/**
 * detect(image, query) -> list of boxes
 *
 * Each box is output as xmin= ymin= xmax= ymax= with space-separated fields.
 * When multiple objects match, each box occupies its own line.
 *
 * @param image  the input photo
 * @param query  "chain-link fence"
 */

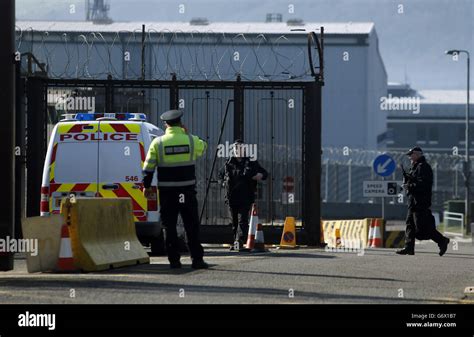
xmin=322 ymin=147 xmax=467 ymax=212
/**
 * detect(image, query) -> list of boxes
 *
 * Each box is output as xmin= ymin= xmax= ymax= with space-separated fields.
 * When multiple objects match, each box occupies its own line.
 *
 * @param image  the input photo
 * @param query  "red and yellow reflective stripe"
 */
xmin=99 ymin=123 xmax=140 ymax=134
xmin=139 ymin=142 xmax=145 ymax=166
xmin=57 ymin=123 xmax=99 ymax=134
xmin=49 ymin=143 xmax=58 ymax=183
xmin=48 ymin=183 xmax=98 ymax=213
xmin=98 ymin=183 xmax=147 ymax=222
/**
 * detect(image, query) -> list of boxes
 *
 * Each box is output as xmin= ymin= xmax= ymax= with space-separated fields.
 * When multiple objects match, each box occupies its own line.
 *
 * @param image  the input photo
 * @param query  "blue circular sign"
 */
xmin=373 ymin=154 xmax=396 ymax=177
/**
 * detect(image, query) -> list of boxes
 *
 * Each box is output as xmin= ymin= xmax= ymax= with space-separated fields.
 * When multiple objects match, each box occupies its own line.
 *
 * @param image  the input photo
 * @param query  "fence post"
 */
xmin=0 ymin=0 xmax=15 ymax=271
xmin=26 ymin=76 xmax=47 ymax=217
xmin=303 ymin=81 xmax=322 ymax=245
xmin=455 ymin=165 xmax=459 ymax=198
xmin=347 ymin=159 xmax=352 ymax=203
xmin=105 ymin=74 xmax=114 ymax=114
xmin=233 ymin=74 xmax=243 ymax=141
xmin=324 ymin=159 xmax=329 ymax=202
xmin=170 ymin=73 xmax=178 ymax=110
xmin=15 ymin=58 xmax=26 ymax=239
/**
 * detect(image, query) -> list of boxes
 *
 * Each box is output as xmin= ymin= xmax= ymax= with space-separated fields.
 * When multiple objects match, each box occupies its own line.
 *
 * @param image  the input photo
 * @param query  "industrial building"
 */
xmin=16 ymin=20 xmax=387 ymax=150
xmin=385 ymin=83 xmax=474 ymax=155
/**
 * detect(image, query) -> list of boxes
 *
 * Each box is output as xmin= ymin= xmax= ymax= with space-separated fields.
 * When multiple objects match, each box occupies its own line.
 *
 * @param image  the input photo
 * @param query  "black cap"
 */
xmin=160 ymin=109 xmax=183 ymax=122
xmin=406 ymin=146 xmax=423 ymax=156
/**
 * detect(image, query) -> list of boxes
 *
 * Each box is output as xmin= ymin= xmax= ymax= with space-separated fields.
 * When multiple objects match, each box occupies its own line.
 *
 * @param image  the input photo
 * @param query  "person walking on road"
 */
xmin=142 ymin=109 xmax=209 ymax=269
xmin=396 ymin=146 xmax=450 ymax=256
xmin=218 ymin=140 xmax=268 ymax=250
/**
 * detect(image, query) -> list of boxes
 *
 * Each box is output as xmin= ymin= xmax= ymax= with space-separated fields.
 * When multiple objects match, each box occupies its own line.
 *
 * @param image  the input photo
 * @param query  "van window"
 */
xmin=54 ymin=142 xmax=98 ymax=183
xmin=99 ymin=142 xmax=142 ymax=183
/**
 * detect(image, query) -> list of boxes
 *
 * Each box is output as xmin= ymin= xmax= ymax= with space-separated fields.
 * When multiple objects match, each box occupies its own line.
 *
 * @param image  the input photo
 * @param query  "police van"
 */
xmin=40 ymin=113 xmax=165 ymax=254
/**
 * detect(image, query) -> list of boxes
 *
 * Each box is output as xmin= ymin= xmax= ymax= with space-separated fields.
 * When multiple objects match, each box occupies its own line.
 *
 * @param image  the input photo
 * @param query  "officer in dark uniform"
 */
xmin=218 ymin=140 xmax=268 ymax=250
xmin=143 ymin=109 xmax=209 ymax=269
xmin=396 ymin=146 xmax=450 ymax=256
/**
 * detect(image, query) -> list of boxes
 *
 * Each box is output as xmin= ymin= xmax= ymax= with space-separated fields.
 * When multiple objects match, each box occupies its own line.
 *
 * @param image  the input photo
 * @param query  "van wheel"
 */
xmin=150 ymin=230 xmax=166 ymax=256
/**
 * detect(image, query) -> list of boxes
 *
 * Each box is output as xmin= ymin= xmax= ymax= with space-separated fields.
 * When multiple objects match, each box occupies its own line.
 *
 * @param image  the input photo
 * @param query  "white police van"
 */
xmin=40 ymin=112 xmax=165 ymax=254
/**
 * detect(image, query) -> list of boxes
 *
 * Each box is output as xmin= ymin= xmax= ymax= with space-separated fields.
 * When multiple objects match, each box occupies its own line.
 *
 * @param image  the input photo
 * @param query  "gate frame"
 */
xmin=25 ymin=76 xmax=323 ymax=245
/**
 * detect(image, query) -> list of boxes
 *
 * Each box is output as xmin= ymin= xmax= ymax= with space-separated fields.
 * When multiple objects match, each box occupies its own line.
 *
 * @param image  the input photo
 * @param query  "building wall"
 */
xmin=367 ymin=29 xmax=388 ymax=149
xmin=322 ymin=42 xmax=369 ymax=149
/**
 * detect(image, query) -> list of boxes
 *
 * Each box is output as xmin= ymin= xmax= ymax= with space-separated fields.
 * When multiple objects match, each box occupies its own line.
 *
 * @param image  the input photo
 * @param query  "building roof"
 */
xmin=387 ymin=90 xmax=474 ymax=119
xmin=417 ymin=90 xmax=474 ymax=105
xmin=16 ymin=20 xmax=374 ymax=35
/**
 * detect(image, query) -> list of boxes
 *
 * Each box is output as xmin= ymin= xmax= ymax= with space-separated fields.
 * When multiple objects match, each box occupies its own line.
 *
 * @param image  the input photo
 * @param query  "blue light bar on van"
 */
xmin=74 ymin=113 xmax=147 ymax=121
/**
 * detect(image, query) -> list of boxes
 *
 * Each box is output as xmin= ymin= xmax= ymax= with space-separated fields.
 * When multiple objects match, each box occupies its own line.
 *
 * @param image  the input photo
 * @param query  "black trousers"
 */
xmin=405 ymin=208 xmax=447 ymax=251
xmin=159 ymin=188 xmax=204 ymax=264
xmin=230 ymin=203 xmax=251 ymax=243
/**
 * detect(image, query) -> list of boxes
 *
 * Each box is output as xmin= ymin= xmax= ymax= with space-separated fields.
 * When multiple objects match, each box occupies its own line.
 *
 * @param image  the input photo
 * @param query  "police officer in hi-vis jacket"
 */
xmin=143 ymin=109 xmax=208 ymax=269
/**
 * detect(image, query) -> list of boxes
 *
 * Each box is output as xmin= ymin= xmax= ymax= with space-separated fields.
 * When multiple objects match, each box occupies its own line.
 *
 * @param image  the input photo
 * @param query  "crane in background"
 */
xmin=86 ymin=0 xmax=112 ymax=24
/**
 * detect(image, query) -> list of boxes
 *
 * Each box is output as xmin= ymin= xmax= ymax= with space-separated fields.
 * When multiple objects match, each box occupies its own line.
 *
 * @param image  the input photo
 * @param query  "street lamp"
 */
xmin=446 ymin=49 xmax=471 ymax=235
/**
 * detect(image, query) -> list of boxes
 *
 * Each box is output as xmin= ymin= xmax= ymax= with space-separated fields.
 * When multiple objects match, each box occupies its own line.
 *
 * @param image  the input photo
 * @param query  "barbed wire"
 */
xmin=322 ymin=147 xmax=464 ymax=171
xmin=15 ymin=27 xmax=318 ymax=81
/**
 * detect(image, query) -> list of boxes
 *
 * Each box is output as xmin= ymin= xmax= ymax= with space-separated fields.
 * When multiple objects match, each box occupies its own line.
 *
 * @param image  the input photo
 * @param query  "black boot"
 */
xmin=191 ymin=260 xmax=209 ymax=269
xmin=170 ymin=261 xmax=182 ymax=269
xmin=396 ymin=248 xmax=415 ymax=255
xmin=439 ymin=237 xmax=450 ymax=256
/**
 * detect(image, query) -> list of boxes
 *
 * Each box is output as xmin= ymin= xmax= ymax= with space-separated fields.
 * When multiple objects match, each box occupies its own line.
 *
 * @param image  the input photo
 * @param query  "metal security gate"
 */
xmin=22 ymin=76 xmax=322 ymax=244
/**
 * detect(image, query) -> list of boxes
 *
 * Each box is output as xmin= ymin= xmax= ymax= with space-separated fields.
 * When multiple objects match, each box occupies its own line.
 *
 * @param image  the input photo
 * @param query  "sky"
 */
xmin=16 ymin=0 xmax=473 ymax=90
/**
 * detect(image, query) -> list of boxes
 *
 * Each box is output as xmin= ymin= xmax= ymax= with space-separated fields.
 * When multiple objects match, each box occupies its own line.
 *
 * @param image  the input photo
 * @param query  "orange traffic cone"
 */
xmin=367 ymin=219 xmax=375 ymax=248
xmin=251 ymin=223 xmax=267 ymax=253
xmin=278 ymin=217 xmax=299 ymax=249
xmin=320 ymin=219 xmax=326 ymax=247
xmin=55 ymin=222 xmax=77 ymax=272
xmin=335 ymin=228 xmax=342 ymax=247
xmin=244 ymin=204 xmax=258 ymax=250
xmin=370 ymin=219 xmax=383 ymax=248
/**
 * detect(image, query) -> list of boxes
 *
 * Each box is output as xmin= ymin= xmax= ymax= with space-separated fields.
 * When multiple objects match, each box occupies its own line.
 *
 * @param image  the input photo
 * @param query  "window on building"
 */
xmin=416 ymin=125 xmax=426 ymax=144
xmin=428 ymin=126 xmax=439 ymax=145
xmin=459 ymin=126 xmax=466 ymax=144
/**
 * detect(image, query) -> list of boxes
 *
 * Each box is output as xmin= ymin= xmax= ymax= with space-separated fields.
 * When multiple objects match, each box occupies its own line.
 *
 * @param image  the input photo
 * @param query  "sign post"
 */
xmin=371 ymin=154 xmax=397 ymax=220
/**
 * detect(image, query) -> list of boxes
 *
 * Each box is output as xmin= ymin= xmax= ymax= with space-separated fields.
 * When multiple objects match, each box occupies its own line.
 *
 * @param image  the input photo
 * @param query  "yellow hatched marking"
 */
xmin=81 ymin=125 xmax=99 ymax=133
xmin=57 ymin=123 xmax=74 ymax=134
xmin=99 ymin=122 xmax=141 ymax=134
xmin=49 ymin=162 xmax=56 ymax=182
xmin=57 ymin=123 xmax=99 ymax=134
xmin=122 ymin=183 xmax=147 ymax=211
xmin=125 ymin=123 xmax=140 ymax=133
xmin=84 ymin=183 xmax=97 ymax=192
xmin=56 ymin=183 xmax=75 ymax=192
xmin=99 ymin=189 xmax=117 ymax=199
xmin=99 ymin=123 xmax=116 ymax=133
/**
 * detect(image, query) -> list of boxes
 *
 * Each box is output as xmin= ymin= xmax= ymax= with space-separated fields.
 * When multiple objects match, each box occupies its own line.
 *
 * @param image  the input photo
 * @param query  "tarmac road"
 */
xmin=0 ymin=239 xmax=472 ymax=304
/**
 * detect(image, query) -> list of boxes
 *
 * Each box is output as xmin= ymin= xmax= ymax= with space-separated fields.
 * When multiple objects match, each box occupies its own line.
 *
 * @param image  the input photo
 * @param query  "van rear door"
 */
xmin=97 ymin=121 xmax=148 ymax=222
xmin=49 ymin=123 xmax=99 ymax=213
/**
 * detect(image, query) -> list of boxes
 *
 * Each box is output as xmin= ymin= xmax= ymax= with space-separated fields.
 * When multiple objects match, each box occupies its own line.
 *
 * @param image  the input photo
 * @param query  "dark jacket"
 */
xmin=406 ymin=156 xmax=433 ymax=210
xmin=218 ymin=157 xmax=268 ymax=207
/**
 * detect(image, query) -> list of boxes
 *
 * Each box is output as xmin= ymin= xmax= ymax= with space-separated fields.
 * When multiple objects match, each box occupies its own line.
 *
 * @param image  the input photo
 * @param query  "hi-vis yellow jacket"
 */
xmin=143 ymin=126 xmax=207 ymax=188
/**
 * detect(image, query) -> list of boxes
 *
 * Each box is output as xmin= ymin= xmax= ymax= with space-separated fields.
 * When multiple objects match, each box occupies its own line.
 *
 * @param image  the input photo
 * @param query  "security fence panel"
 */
xmin=113 ymin=88 xmax=171 ymax=126
xmin=320 ymin=147 xmax=467 ymax=213
xmin=179 ymin=87 xmax=234 ymax=226
xmin=244 ymin=88 xmax=304 ymax=226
